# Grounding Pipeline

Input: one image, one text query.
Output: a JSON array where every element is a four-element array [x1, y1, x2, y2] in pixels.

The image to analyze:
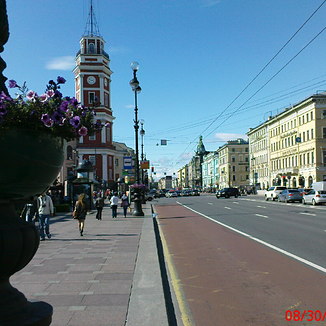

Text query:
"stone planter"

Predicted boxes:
[[0, 129, 65, 325]]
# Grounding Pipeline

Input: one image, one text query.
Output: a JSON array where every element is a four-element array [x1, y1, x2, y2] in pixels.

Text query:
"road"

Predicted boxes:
[[155, 194, 326, 326]]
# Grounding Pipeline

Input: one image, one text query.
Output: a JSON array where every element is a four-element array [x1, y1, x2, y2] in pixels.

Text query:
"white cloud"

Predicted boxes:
[[125, 104, 134, 109], [214, 133, 248, 141], [46, 56, 75, 70]]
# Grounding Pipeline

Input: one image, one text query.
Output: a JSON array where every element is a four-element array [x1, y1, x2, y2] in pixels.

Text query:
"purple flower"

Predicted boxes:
[[70, 116, 80, 128], [57, 76, 66, 84], [46, 90, 55, 98], [52, 111, 63, 124], [55, 90, 62, 98], [8, 80, 17, 88], [39, 93, 49, 102], [59, 101, 69, 113], [41, 114, 54, 127], [78, 126, 88, 136], [26, 90, 37, 101]]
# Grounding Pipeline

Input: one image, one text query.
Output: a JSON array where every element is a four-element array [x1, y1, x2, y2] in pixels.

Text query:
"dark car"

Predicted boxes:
[[216, 187, 240, 198]]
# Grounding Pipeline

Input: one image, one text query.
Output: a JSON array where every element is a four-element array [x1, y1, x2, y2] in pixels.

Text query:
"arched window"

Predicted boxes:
[[88, 43, 95, 54], [67, 145, 73, 160]]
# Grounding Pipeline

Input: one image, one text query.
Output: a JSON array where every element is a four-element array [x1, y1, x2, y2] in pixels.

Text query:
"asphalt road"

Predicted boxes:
[[155, 194, 326, 326], [173, 194, 326, 270]]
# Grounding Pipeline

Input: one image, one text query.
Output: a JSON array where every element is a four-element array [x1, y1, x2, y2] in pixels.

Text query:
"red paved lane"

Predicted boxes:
[[156, 202, 326, 326]]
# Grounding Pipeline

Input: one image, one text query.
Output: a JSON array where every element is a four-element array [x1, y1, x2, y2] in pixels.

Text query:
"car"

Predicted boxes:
[[278, 189, 302, 203], [298, 188, 312, 195], [303, 189, 326, 205], [180, 190, 191, 196], [191, 189, 200, 196], [264, 186, 287, 201], [166, 190, 178, 198], [216, 187, 240, 198]]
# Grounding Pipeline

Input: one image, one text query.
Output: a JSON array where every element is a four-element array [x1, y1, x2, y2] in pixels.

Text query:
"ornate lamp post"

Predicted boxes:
[[129, 61, 144, 216], [140, 120, 145, 184]]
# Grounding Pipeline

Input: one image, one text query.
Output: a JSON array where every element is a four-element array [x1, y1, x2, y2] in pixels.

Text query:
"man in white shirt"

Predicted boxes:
[[109, 192, 119, 218], [37, 193, 54, 240]]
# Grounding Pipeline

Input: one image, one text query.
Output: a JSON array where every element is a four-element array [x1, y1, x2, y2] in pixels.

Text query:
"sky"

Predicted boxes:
[[3, 0, 326, 180]]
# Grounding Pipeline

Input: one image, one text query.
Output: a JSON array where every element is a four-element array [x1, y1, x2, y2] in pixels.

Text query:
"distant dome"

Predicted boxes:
[[196, 136, 206, 155]]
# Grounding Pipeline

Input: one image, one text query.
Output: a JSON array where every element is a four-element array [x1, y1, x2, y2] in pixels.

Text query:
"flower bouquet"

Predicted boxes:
[[0, 76, 101, 140]]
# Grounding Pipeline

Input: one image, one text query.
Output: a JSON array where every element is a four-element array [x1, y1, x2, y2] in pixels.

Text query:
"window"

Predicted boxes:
[[88, 43, 95, 53], [89, 134, 96, 141], [323, 127, 326, 139], [115, 158, 119, 166], [323, 150, 326, 166], [311, 129, 314, 139], [89, 155, 96, 166], [89, 92, 95, 104], [231, 156, 235, 162], [232, 166, 236, 172], [232, 175, 236, 181], [323, 110, 326, 119], [311, 151, 314, 164]]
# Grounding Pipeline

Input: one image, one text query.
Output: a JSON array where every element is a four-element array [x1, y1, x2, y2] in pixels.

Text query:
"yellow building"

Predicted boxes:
[[217, 139, 249, 188], [248, 93, 326, 188]]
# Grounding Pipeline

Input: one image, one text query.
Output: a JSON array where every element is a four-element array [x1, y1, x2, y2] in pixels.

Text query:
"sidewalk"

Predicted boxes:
[[11, 202, 169, 326]]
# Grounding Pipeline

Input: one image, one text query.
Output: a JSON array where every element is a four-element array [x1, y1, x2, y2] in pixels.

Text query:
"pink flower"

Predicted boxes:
[[46, 90, 55, 98], [78, 126, 88, 136], [39, 93, 49, 102], [26, 90, 37, 101]]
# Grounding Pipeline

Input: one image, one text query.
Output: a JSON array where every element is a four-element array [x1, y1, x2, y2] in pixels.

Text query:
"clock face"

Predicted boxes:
[[87, 76, 96, 85]]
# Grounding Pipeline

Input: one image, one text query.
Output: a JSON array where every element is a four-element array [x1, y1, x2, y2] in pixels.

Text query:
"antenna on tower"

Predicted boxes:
[[83, 0, 101, 37]]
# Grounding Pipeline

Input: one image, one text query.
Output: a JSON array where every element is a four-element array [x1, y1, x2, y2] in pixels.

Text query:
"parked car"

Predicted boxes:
[[303, 189, 326, 205], [166, 190, 178, 198], [264, 186, 287, 201], [278, 189, 302, 203], [216, 188, 240, 198], [298, 188, 312, 195], [191, 189, 200, 196], [180, 190, 190, 196]]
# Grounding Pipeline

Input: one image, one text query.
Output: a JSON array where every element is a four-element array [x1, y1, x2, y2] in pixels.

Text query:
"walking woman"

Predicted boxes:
[[121, 192, 129, 218], [73, 193, 88, 236]]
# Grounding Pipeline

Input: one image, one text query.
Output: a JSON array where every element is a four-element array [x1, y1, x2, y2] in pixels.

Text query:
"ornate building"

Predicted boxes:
[[73, 2, 116, 187]]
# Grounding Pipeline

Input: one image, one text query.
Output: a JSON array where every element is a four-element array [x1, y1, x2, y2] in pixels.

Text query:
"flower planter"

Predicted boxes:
[[0, 129, 65, 326]]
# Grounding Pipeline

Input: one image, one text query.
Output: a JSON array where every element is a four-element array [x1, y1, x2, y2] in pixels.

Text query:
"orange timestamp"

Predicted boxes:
[[285, 310, 326, 322]]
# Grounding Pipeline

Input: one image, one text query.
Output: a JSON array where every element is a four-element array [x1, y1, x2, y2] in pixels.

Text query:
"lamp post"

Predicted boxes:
[[129, 61, 144, 216], [140, 120, 145, 184]]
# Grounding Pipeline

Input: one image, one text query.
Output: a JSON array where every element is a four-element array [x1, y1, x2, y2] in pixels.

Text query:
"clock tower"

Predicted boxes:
[[73, 0, 116, 185]]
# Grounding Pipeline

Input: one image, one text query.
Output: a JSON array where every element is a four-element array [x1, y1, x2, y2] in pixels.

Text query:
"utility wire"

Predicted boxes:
[[176, 0, 326, 162], [207, 24, 326, 138]]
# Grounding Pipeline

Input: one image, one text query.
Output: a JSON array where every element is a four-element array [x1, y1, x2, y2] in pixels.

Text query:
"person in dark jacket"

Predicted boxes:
[[73, 193, 88, 236], [95, 196, 105, 220]]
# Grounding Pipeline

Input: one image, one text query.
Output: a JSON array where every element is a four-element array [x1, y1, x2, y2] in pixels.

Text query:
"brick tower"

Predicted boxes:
[[73, 0, 116, 186]]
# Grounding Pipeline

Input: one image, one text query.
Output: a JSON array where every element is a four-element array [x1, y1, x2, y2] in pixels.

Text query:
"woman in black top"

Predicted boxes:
[[74, 193, 88, 236]]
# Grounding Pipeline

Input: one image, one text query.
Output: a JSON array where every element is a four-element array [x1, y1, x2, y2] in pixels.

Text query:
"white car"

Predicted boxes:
[[303, 189, 326, 205], [264, 186, 287, 201]]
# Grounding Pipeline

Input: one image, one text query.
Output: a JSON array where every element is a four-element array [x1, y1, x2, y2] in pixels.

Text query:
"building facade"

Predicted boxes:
[[201, 151, 219, 191], [267, 94, 326, 188], [217, 139, 250, 189]]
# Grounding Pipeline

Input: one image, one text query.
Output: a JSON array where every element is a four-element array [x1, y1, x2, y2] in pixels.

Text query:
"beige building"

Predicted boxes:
[[247, 123, 270, 190], [217, 139, 250, 188], [248, 93, 326, 188], [269, 94, 326, 188], [178, 165, 189, 189]]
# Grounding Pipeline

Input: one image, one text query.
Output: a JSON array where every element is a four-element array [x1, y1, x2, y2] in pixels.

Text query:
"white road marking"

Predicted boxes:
[[178, 202, 326, 274], [300, 212, 316, 216], [208, 203, 213, 205], [233, 202, 239, 204], [256, 205, 266, 209], [255, 214, 269, 219], [224, 207, 231, 210]]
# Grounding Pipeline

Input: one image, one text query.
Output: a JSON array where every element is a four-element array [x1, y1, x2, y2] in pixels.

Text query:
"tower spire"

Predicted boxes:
[[83, 0, 101, 37]]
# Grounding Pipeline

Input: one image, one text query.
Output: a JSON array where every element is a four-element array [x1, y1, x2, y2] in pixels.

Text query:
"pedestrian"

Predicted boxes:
[[37, 193, 54, 241], [121, 192, 129, 218], [73, 193, 88, 236], [21, 198, 38, 223], [110, 192, 119, 218], [95, 196, 105, 220]]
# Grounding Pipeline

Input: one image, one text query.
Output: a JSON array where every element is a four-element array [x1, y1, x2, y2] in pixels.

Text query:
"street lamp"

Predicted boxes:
[[129, 61, 144, 216], [140, 120, 145, 184]]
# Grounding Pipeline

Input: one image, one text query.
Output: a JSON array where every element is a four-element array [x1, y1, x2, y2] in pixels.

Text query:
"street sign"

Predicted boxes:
[[140, 160, 150, 169], [123, 156, 133, 169]]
